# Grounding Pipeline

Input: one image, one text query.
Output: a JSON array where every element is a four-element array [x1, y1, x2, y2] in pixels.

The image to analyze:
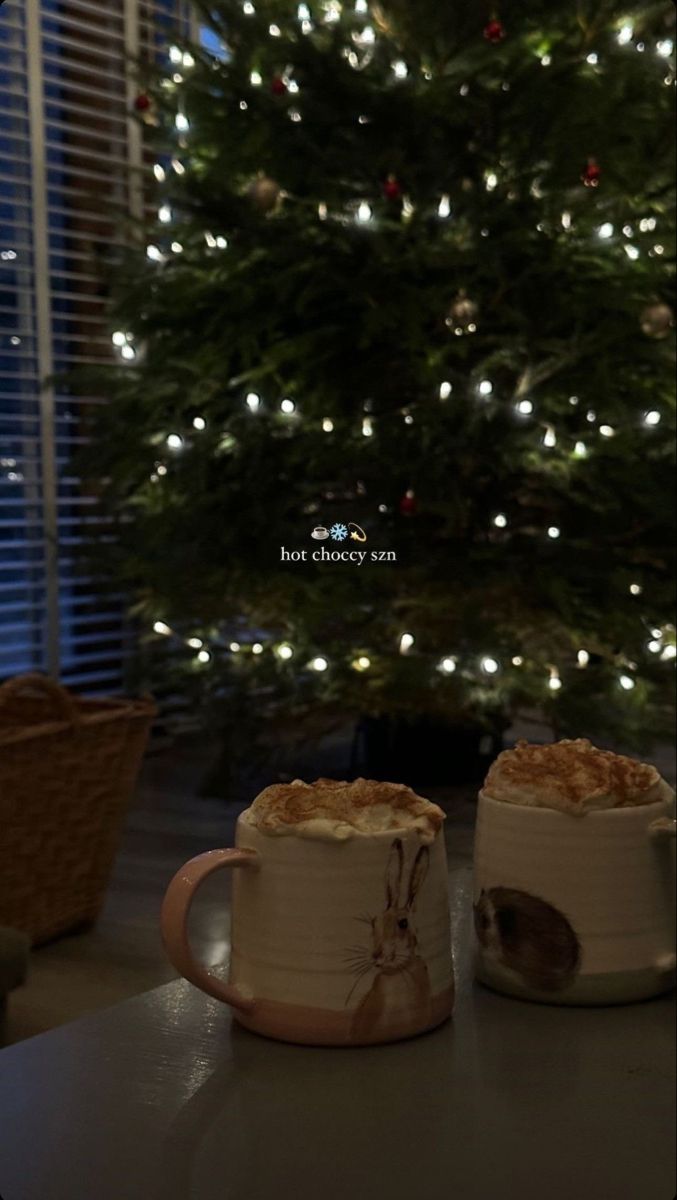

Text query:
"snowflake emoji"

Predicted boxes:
[[330, 522, 349, 542]]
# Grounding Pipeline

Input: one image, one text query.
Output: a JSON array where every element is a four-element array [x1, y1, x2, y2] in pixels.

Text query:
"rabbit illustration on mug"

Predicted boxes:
[[346, 838, 432, 1040], [474, 887, 581, 992]]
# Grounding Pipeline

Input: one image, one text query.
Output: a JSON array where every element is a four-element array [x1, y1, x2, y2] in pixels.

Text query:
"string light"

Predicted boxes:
[[547, 526, 561, 539], [597, 222, 614, 239], [636, 42, 645, 52], [171, 242, 183, 254], [399, 633, 415, 654], [548, 671, 563, 691], [175, 113, 190, 132], [215, 236, 228, 249], [252, 643, 264, 655], [269, 23, 282, 37], [353, 656, 371, 671], [639, 217, 657, 232], [493, 514, 508, 528], [543, 426, 557, 448], [153, 164, 166, 182], [561, 211, 572, 230], [229, 642, 241, 653], [478, 379, 493, 397], [617, 23, 633, 45], [169, 45, 183, 64], [246, 392, 261, 412], [599, 425, 615, 438], [653, 244, 665, 255], [192, 417, 206, 431], [438, 657, 457, 675], [516, 399, 533, 415], [662, 645, 677, 661], [657, 39, 674, 58], [197, 649, 211, 663], [586, 52, 599, 65], [355, 0, 368, 11], [153, 621, 172, 636], [311, 656, 329, 672], [619, 674, 636, 690], [573, 441, 588, 458], [120, 344, 136, 361], [187, 637, 203, 649], [322, 417, 334, 432], [356, 202, 373, 223], [540, 54, 551, 66], [586, 410, 597, 423], [280, 398, 296, 414], [485, 171, 498, 192], [112, 331, 127, 347], [569, 395, 579, 406], [166, 434, 184, 450], [146, 244, 164, 261], [644, 410, 661, 426], [183, 52, 195, 69], [156, 464, 167, 477], [438, 195, 451, 219], [512, 656, 524, 667], [205, 232, 217, 248], [439, 381, 452, 400], [392, 60, 408, 79], [629, 583, 643, 596], [250, 70, 262, 86], [624, 245, 640, 260], [577, 650, 590, 668], [362, 417, 374, 437], [482, 657, 499, 675], [647, 640, 662, 654], [297, 3, 311, 18]]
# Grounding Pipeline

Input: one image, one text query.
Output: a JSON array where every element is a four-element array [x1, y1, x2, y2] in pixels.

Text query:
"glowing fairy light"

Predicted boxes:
[[269, 23, 282, 37], [399, 633, 415, 654], [192, 417, 206, 431], [252, 643, 264, 655], [187, 638, 203, 649], [597, 222, 614, 239], [547, 526, 561, 540], [629, 583, 642, 596], [657, 39, 673, 58], [197, 649, 211, 663], [619, 674, 636, 690], [482, 657, 499, 675], [586, 52, 599, 65], [353, 656, 371, 672], [574, 442, 588, 458], [438, 657, 457, 675], [644, 411, 661, 426], [175, 113, 190, 132], [215, 236, 228, 249], [624, 244, 640, 260], [648, 640, 662, 654], [438, 195, 451, 219], [493, 514, 508, 528], [478, 380, 493, 397], [146, 244, 164, 261], [311, 656, 329, 672], [280, 398, 296, 414], [356, 202, 373, 224], [171, 242, 183, 254], [485, 171, 498, 192], [548, 671, 563, 691], [362, 417, 374, 437], [112, 331, 127, 347], [120, 344, 135, 360], [166, 434, 184, 450], [599, 425, 615, 438], [512, 656, 524, 667], [153, 621, 172, 635], [229, 642, 241, 653], [158, 205, 172, 223], [516, 399, 533, 415], [246, 393, 261, 411], [169, 45, 183, 64], [153, 164, 166, 182], [322, 418, 334, 432], [277, 643, 294, 661], [392, 60, 409, 79], [617, 23, 633, 45], [543, 426, 557, 448], [250, 70, 262, 86], [439, 381, 452, 400], [577, 650, 590, 668]]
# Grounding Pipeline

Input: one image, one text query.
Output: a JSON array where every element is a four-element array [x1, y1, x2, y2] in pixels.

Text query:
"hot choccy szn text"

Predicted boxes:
[[280, 547, 397, 565]]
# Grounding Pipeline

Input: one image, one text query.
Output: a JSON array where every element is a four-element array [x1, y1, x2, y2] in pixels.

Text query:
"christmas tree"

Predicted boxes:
[[84, 0, 675, 763]]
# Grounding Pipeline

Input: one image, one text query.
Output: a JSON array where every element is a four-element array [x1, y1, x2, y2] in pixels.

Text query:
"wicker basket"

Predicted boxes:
[[0, 674, 156, 945]]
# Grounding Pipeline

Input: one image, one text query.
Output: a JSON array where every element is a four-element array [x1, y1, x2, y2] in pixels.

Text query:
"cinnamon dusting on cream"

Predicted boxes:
[[484, 739, 674, 815], [242, 778, 444, 842]]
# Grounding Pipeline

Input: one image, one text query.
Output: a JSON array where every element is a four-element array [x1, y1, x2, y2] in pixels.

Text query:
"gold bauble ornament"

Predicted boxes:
[[247, 176, 282, 215], [640, 302, 674, 340]]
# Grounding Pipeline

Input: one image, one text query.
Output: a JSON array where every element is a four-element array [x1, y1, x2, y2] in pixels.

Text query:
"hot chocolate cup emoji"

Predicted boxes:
[[312, 526, 330, 541]]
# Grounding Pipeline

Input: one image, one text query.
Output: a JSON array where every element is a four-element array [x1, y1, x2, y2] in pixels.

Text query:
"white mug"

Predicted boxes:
[[473, 790, 676, 1005], [161, 815, 455, 1045]]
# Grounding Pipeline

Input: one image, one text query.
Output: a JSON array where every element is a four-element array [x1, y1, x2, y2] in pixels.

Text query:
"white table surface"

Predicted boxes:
[[0, 877, 674, 1200]]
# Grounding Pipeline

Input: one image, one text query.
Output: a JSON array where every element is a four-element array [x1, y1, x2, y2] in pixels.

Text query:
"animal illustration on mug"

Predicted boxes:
[[345, 838, 432, 1039], [474, 887, 581, 992]]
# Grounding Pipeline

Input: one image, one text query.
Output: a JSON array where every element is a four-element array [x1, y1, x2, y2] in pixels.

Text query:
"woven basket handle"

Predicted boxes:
[[0, 673, 80, 722]]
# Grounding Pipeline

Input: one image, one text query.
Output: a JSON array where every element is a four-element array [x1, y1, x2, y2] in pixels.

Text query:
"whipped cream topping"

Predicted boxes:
[[483, 739, 674, 816], [241, 778, 445, 843]]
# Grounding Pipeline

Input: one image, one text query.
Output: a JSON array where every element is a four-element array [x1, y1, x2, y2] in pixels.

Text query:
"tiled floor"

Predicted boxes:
[[4, 731, 674, 1045]]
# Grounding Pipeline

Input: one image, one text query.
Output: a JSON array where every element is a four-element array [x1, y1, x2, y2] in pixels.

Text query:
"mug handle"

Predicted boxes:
[[160, 848, 260, 1012], [649, 818, 677, 839]]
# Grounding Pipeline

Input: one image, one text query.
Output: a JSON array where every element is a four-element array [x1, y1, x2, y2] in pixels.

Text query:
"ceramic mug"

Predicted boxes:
[[161, 816, 455, 1046], [473, 790, 676, 1005]]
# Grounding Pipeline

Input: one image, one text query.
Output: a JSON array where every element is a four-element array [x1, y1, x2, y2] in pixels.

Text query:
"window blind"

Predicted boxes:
[[0, 0, 193, 692]]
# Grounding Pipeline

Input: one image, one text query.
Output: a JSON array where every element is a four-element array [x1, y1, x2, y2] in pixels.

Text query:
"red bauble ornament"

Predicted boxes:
[[581, 157, 601, 188], [399, 489, 418, 516], [383, 175, 402, 201], [134, 93, 152, 112], [483, 18, 506, 44], [271, 76, 287, 96]]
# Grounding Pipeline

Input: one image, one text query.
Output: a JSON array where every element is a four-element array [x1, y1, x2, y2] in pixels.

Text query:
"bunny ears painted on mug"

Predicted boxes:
[[385, 838, 430, 910]]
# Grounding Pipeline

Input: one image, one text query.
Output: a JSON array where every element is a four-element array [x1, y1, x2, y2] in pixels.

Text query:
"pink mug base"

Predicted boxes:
[[233, 986, 455, 1047]]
